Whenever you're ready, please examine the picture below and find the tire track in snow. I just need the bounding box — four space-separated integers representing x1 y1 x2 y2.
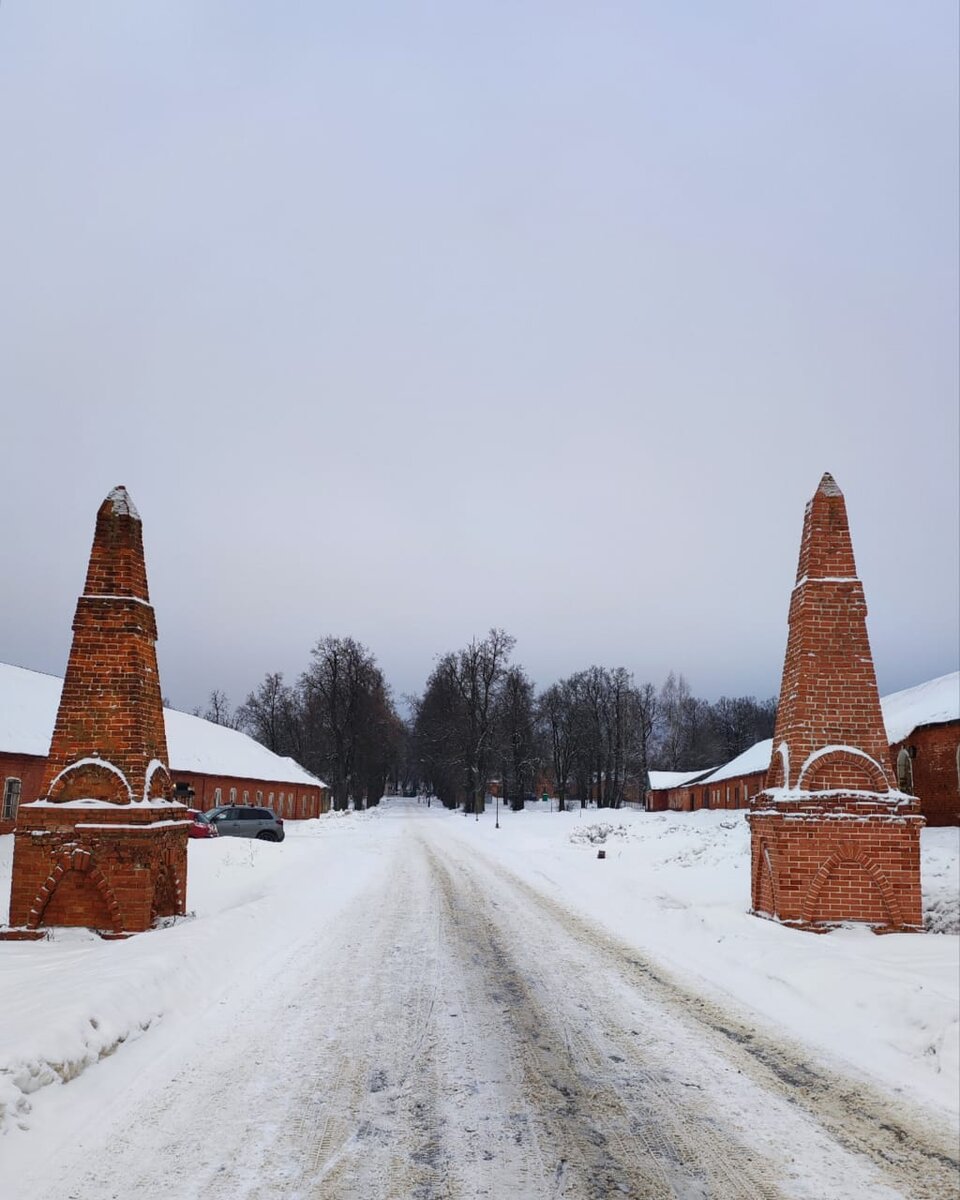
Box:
286 847 453 1200
438 828 957 1200
427 841 784 1200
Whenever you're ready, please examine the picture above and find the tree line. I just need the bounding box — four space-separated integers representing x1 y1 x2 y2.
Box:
197 630 775 813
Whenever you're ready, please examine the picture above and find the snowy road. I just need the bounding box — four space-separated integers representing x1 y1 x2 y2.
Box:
5 802 957 1200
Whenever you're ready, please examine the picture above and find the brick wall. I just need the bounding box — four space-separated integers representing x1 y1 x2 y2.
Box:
889 722 960 827
0 754 330 836
8 805 188 932
0 752 46 835
172 771 330 818
749 802 923 928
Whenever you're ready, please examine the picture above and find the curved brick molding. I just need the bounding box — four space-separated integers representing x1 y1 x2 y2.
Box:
3 487 190 937
747 474 924 933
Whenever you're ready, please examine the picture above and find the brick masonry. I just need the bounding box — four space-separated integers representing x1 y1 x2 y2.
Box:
889 723 960 828
1 753 331 837
747 474 924 932
4 487 189 936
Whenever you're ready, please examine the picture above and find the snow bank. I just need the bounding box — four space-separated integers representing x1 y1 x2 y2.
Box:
0 813 368 1136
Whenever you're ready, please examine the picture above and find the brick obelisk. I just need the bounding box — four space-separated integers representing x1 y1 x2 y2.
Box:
747 474 924 931
4 487 189 937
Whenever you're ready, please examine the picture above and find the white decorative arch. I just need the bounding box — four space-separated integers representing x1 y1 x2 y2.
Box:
796 744 889 792
775 741 790 788
143 759 171 803
47 757 133 801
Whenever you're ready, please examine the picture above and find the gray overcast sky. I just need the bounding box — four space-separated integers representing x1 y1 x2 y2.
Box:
1 1 957 714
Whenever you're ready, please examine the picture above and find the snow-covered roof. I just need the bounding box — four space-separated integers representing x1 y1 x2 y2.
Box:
0 662 325 790
695 739 774 787
880 672 960 744
680 672 959 789
648 768 715 791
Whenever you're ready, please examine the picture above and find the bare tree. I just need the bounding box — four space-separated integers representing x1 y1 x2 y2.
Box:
194 689 243 730
301 637 396 810
237 672 301 756
411 654 467 808
497 665 538 812
539 675 583 812
454 629 516 815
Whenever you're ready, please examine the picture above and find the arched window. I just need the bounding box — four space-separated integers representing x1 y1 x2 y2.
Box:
2 778 22 821
896 749 914 794
229 787 237 804
213 787 222 805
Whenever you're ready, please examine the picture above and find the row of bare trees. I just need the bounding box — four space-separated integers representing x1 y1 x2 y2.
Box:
408 632 774 812
197 637 404 810
196 631 775 812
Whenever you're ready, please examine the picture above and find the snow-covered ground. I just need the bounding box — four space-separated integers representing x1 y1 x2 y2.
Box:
0 801 957 1199
457 804 960 1117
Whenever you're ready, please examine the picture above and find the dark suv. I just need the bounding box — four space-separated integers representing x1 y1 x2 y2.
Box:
201 806 285 842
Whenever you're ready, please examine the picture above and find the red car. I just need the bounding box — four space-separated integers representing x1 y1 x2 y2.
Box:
186 809 219 839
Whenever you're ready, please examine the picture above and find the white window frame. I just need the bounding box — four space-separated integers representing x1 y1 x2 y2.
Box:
2 777 22 821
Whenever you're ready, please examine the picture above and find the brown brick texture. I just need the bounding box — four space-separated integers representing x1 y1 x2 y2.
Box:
747 474 924 932
4 487 188 936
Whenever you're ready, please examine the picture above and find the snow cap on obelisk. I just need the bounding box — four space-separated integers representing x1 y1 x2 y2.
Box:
40 485 171 805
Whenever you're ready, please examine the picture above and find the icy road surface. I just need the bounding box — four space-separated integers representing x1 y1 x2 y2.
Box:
4 801 957 1200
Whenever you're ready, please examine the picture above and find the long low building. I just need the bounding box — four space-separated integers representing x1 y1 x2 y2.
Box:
646 672 959 826
0 662 330 833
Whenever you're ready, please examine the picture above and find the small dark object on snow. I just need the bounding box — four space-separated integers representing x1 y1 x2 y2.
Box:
597 849 606 860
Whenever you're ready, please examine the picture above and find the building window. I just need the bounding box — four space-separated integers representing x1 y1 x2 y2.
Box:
214 787 222 804
257 791 263 804
2 778 22 821
896 749 914 794
229 787 237 803
279 791 285 806
243 790 249 804
269 791 274 805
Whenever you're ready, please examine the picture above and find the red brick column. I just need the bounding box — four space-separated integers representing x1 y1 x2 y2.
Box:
747 474 923 932
3 487 189 937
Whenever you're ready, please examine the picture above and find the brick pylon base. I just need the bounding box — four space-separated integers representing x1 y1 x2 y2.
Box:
5 806 188 936
749 797 924 932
